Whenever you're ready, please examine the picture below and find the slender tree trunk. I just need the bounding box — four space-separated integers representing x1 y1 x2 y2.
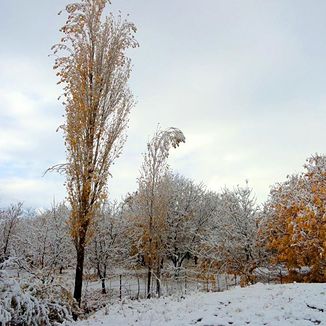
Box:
147 211 153 298
3 234 10 257
156 257 163 297
147 267 152 298
101 278 106 294
156 277 161 297
119 274 122 300
156 262 161 297
3 222 14 258
74 241 86 306
101 264 107 294
137 275 140 299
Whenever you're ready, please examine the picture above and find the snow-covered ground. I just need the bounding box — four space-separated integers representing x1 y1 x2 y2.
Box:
75 283 326 326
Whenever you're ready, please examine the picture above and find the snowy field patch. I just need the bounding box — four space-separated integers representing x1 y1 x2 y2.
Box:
75 283 326 326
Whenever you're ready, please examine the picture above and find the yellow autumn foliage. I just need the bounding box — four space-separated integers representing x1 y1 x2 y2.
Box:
266 155 326 282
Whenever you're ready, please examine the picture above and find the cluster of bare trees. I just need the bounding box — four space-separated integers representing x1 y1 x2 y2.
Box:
125 173 262 294
0 202 23 261
0 202 73 277
0 176 261 287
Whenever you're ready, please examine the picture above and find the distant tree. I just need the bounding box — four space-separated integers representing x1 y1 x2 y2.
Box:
218 184 259 284
11 203 73 282
52 0 138 304
88 202 127 294
197 183 259 285
137 127 185 297
165 173 210 275
47 202 74 274
0 202 23 261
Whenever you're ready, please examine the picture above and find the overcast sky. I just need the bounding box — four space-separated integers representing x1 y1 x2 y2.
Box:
1 0 326 208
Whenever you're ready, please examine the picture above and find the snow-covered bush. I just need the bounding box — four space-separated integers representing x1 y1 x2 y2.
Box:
0 268 75 325
1 270 49 325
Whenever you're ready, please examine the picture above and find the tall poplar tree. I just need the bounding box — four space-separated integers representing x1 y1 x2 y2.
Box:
52 0 138 305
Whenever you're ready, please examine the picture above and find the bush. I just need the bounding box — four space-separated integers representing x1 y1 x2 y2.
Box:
0 270 75 325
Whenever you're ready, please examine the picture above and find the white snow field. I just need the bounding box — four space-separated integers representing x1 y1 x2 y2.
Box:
75 283 326 326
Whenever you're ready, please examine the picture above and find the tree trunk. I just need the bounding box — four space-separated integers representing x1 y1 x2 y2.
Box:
156 257 163 297
156 265 161 297
147 267 152 298
3 234 10 258
137 275 140 299
102 264 107 294
156 277 161 297
74 243 85 306
119 274 122 300
101 278 106 294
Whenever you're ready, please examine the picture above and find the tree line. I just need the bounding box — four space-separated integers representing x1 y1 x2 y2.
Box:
2 152 326 324
2 154 326 292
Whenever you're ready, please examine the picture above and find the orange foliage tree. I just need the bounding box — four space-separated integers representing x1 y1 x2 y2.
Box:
265 155 326 282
